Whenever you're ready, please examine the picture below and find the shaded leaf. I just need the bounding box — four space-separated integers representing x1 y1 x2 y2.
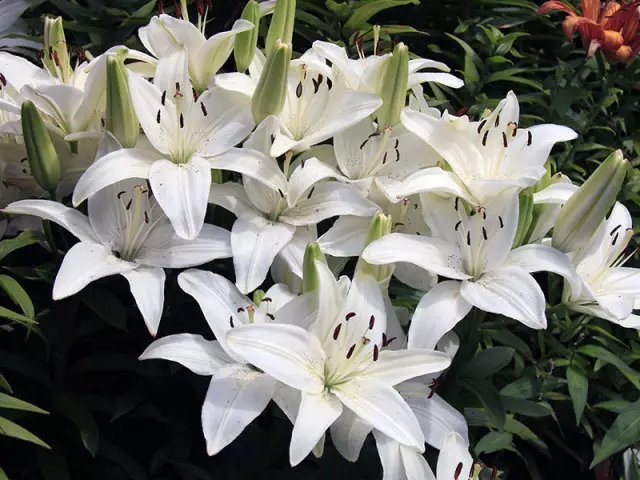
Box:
566 366 588 425
0 416 50 448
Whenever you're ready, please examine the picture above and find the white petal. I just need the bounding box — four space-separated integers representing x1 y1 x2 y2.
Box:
290 391 343 466
149 156 211 240
208 182 256 218
280 182 378 226
139 334 231 375
373 431 404 480
122 266 166 336
408 280 472 350
52 242 136 300
461 266 546 329
401 445 436 480
393 263 438 292
225 323 326 394
231 215 295 294
287 157 342 207
507 244 581 298
272 384 301 425
208 147 287 193
4 199 97 243
309 260 347 341
213 72 256 97
409 71 463 89
277 225 316 278
202 364 277 455
178 269 251 359
533 180 578 205
436 432 473 480
362 233 470 280
330 409 372 462
365 349 451 386
138 223 232 268
0 52 51 91
72 149 158 206
334 378 424 450
318 215 370 257
188 88 254 157
378 167 471 203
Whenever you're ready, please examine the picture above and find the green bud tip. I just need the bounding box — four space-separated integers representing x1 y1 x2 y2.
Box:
234 0 260 73
265 0 296 55
302 242 325 293
376 42 409 130
251 40 291 124
106 55 139 149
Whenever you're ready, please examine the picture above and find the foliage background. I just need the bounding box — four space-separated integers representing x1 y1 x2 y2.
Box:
2 0 640 479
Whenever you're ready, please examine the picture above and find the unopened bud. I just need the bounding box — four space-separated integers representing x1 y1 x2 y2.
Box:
234 0 260 73
512 189 533 248
553 149 628 252
265 0 296 55
376 43 409 129
251 40 291 124
21 101 61 195
302 242 326 293
106 55 139 148
357 212 393 280
44 16 71 83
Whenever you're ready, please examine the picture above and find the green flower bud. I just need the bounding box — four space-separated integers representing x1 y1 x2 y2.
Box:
106 55 139 149
553 149 628 253
252 289 266 306
265 0 296 55
251 40 291 124
512 189 534 248
302 242 326 293
43 16 71 83
376 43 409 129
357 212 393 280
234 0 260 73
21 100 61 195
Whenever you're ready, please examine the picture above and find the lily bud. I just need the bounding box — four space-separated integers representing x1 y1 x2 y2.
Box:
21 100 61 195
252 289 266 306
357 212 393 280
43 16 71 83
234 0 260 73
553 149 628 253
106 55 139 148
265 0 296 55
376 42 409 129
251 40 291 124
302 242 326 293
512 189 533 248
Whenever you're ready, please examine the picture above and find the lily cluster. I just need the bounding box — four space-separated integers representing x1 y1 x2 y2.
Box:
0 2 638 478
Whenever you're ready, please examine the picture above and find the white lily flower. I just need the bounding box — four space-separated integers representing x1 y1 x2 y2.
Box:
215 49 383 157
400 91 578 204
208 116 378 293
226 261 451 465
311 40 464 94
3 177 232 335
138 14 254 92
363 191 581 347
563 202 640 328
72 49 255 240
140 270 314 456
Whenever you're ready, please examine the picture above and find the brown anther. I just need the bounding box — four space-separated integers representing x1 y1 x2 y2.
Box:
482 130 489 146
229 316 234 328
491 467 497 480
117 190 126 199
395 149 400 162
466 231 471 246
278 188 285 198
368 315 375 329
125 199 133 210
527 131 532 146
333 323 342 340
262 297 272 302
373 344 379 361
179 113 184 128
610 224 622 235
455 220 462 231
427 378 439 399
498 216 504 228
502 132 508 148
361 337 370 345
53 50 60 66
612 233 619 245
345 312 356 321
326 77 333 90
200 102 208 116
0 73 6 86
266 313 275 320
454 197 459 211
494 113 500 127
161 90 167 105
307 186 315 199
482 226 488 240
156 110 161 124
346 344 356 359
296 81 303 98
237 307 245 312
477 119 487 134
454 462 463 480
144 211 150 224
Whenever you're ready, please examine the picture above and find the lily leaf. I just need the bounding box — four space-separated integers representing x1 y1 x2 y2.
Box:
566 366 588 425
591 402 640 468
0 416 50 448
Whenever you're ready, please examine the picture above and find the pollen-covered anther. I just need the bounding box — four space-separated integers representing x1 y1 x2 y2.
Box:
262 297 272 303
0 72 6 87
361 336 371 345
527 130 533 146
237 307 245 313
161 90 167 105
368 315 375 329
345 312 356 321
373 344 379 361
381 333 397 347
482 130 489 146
229 316 235 328
502 131 508 148
346 344 356 359
266 313 275 320
454 461 463 480
333 323 342 340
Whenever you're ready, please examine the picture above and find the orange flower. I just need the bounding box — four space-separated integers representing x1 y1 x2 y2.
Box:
538 0 640 63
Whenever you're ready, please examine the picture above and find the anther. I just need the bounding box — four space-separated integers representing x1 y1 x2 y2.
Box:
477 119 487 134
502 132 508 148
466 231 471 246
237 307 245 312
498 216 504 228
161 90 167 105
307 186 315 199
494 113 500 127
491 467 497 480
395 149 400 162
345 312 356 321
346 344 356 359
144 211 149 224
116 191 126 199
179 113 184 128
0 73 6 86
278 188 285 198
266 313 275 320
455 220 462 231
156 110 161 123
612 233 619 245
394 139 399 149
373 344 379 361
369 315 375 329
382 152 388 164
454 197 459 211
382 333 397 347
327 78 333 90
296 81 303 98
175 82 181 93
482 130 489 146
229 316 234 328
200 102 208 116
125 199 133 210
610 224 622 235
482 226 488 240
192 87 198 101
527 131 533 146
262 297 272 303
454 462 463 480
333 323 342 340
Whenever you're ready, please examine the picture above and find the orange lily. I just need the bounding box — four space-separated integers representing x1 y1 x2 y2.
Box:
538 0 640 63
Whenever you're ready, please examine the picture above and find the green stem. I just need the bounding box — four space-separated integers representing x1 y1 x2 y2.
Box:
43 220 57 254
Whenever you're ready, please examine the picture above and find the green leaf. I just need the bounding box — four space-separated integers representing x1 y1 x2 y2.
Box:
0 393 48 414
500 375 566 399
476 431 513 454
505 416 550 456
487 68 529 83
53 394 100 457
79 287 127 331
0 231 45 262
343 0 419 35
566 366 588 425
461 379 506 430
578 345 640 391
500 397 553 417
460 347 515 378
0 416 50 448
0 466 8 480
0 373 12 393
591 402 640 467
0 275 35 319
0 305 38 327
491 329 533 360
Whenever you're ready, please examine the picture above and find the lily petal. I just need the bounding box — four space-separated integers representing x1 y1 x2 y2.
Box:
318 215 370 257
330 409 372 462
365 349 451 386
122 266 166 336
208 147 288 193
436 432 473 480
287 157 342 207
